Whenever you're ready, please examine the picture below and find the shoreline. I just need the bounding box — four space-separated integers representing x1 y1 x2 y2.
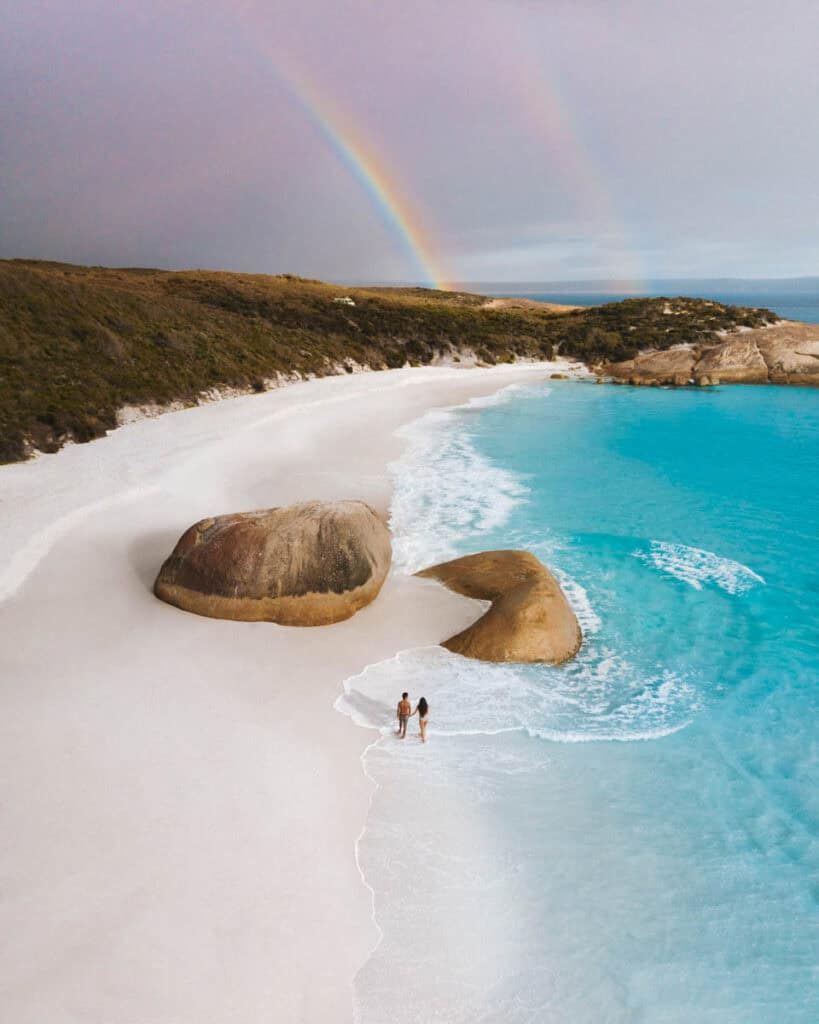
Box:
331 378 819 1023
0 362 571 1023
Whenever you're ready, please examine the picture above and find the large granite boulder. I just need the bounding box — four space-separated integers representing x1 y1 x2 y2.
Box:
693 336 768 383
154 500 391 625
417 550 581 664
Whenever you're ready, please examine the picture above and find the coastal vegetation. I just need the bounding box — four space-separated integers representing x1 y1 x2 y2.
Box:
0 259 775 463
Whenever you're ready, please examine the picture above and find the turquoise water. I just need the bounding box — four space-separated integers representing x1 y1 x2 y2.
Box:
340 382 819 1022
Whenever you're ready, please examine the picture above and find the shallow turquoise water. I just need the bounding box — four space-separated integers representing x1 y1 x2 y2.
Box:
341 382 819 1022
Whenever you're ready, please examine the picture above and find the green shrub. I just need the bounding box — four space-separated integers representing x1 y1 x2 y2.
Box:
0 260 773 463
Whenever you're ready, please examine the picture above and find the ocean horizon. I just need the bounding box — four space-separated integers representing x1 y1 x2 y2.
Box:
490 280 819 325
341 278 819 325
339 378 819 1022
5 0 819 1018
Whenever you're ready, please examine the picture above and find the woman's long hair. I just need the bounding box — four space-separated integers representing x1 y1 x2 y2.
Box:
417 697 429 717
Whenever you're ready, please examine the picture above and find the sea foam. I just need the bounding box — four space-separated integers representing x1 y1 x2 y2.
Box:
633 540 765 594
345 380 819 1024
388 384 537 573
339 640 697 745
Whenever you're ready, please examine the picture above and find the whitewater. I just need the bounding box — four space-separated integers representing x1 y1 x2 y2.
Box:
338 379 819 1023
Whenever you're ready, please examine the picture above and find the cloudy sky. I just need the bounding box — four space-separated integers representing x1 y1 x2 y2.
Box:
2 0 818 284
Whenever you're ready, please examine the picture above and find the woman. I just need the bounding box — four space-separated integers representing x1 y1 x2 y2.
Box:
414 696 430 743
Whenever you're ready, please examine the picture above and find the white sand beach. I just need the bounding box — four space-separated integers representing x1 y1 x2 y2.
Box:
0 363 567 1024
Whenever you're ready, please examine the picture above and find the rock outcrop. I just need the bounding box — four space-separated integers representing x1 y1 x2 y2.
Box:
692 335 768 383
755 323 819 384
154 500 391 625
417 550 581 664
603 347 695 385
601 322 819 387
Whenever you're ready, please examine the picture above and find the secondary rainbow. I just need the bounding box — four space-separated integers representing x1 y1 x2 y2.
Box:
484 7 649 292
517 68 647 291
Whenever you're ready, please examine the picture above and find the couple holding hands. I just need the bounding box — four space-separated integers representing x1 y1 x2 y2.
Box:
396 692 430 743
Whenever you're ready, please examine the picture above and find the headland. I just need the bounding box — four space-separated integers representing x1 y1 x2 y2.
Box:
1 259 796 465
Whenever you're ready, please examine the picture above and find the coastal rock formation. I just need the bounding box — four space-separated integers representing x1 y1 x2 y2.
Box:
154 500 391 625
604 347 696 385
755 323 819 384
602 322 819 387
693 335 768 383
417 550 581 664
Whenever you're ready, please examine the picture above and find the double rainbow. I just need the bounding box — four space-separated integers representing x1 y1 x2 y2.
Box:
236 4 644 291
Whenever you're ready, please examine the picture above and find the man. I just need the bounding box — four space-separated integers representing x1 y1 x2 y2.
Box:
396 692 411 739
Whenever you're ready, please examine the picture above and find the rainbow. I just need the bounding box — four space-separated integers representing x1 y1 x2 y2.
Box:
232 4 645 292
248 48 453 290
497 16 648 291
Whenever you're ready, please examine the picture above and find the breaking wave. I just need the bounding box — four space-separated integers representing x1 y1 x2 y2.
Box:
388 385 538 573
633 541 765 594
338 641 698 746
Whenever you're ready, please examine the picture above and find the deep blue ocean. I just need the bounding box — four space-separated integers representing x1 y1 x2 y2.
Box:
340 379 818 1022
508 286 819 325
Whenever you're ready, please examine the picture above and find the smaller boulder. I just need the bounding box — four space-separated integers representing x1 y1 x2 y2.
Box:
417 550 581 664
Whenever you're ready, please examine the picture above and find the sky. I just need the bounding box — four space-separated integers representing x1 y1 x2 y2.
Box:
1 0 818 285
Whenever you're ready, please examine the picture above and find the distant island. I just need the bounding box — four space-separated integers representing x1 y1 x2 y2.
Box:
3 259 816 465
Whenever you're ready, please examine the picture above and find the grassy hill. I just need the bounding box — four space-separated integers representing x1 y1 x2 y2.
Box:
0 260 775 463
